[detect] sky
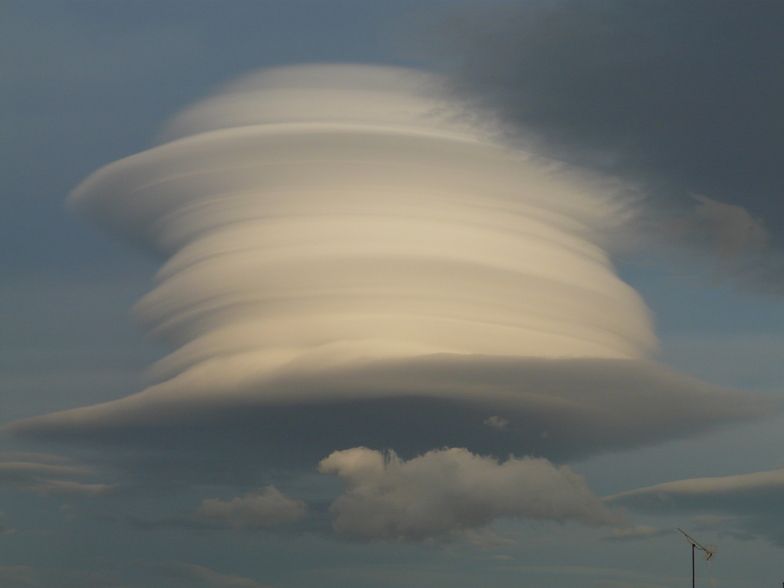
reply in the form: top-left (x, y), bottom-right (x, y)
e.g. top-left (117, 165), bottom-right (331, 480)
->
top-left (1, 1), bottom-right (783, 587)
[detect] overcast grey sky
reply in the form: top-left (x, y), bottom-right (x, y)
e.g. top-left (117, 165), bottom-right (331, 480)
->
top-left (1, 2), bottom-right (783, 587)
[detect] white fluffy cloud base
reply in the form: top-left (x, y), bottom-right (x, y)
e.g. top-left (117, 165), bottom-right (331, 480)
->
top-left (319, 447), bottom-right (627, 542)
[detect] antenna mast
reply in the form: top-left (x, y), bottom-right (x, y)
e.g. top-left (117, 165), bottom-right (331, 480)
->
top-left (677, 528), bottom-right (716, 588)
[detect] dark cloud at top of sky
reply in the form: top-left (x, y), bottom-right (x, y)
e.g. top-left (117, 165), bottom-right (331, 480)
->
top-left (426, 0), bottom-right (784, 289)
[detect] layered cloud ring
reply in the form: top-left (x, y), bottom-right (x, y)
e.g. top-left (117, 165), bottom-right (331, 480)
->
top-left (4, 65), bottom-right (773, 461)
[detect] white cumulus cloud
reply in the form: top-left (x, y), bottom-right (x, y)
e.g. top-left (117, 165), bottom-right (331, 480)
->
top-left (318, 447), bottom-right (627, 542)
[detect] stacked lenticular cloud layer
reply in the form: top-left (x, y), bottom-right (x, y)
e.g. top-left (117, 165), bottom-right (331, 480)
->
top-left (80, 64), bottom-right (654, 373)
top-left (5, 65), bottom-right (770, 461)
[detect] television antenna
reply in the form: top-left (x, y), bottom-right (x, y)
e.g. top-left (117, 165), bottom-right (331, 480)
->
top-left (677, 528), bottom-right (717, 588)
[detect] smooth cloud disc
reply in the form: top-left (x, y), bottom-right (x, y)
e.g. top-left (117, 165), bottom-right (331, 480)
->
top-left (3, 64), bottom-right (775, 460)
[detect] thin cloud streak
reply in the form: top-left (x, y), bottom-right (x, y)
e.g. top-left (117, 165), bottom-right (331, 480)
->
top-left (0, 453), bottom-right (117, 498)
top-left (606, 468), bottom-right (784, 546)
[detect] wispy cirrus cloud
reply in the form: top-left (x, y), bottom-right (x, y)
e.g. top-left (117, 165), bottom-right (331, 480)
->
top-left (0, 452), bottom-right (117, 498)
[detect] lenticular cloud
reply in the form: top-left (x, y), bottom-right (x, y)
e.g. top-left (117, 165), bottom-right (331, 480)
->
top-left (87, 64), bottom-right (655, 366)
top-left (5, 65), bottom-right (771, 460)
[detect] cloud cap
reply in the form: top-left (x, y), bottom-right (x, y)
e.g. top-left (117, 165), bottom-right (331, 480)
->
top-left (4, 64), bottom-right (775, 466)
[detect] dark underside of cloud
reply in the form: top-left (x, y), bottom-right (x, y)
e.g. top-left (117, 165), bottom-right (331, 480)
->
top-left (430, 0), bottom-right (784, 288)
top-left (3, 356), bottom-right (774, 477)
